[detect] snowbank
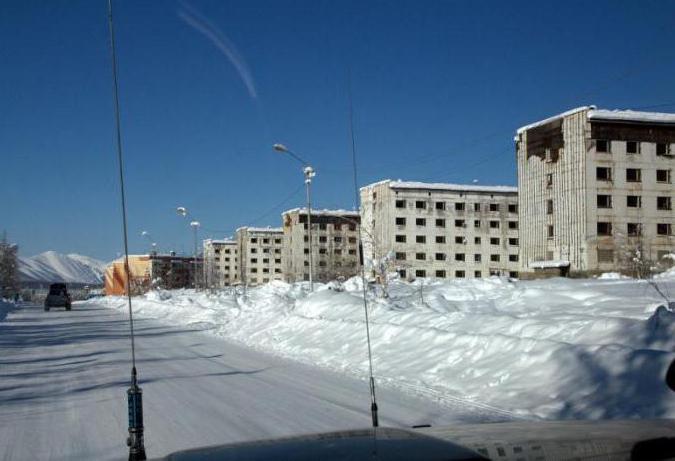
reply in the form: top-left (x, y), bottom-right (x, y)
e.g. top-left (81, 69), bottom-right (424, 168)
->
top-left (0, 299), bottom-right (16, 322)
top-left (98, 275), bottom-right (675, 420)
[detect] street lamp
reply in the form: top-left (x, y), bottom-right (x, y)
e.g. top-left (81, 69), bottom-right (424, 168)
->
top-left (176, 206), bottom-right (201, 290)
top-left (273, 143), bottom-right (316, 291)
top-left (140, 230), bottom-right (158, 255)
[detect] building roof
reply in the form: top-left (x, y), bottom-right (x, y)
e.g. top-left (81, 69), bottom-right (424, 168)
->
top-left (362, 179), bottom-right (517, 194)
top-left (587, 108), bottom-right (675, 124)
top-left (203, 239), bottom-right (236, 245)
top-left (516, 106), bottom-right (594, 134)
top-left (236, 226), bottom-right (283, 234)
top-left (282, 207), bottom-right (360, 217)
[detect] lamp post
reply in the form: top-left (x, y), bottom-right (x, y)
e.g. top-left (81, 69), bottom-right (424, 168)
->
top-left (176, 207), bottom-right (201, 290)
top-left (273, 143), bottom-right (316, 291)
top-left (140, 231), bottom-right (158, 255)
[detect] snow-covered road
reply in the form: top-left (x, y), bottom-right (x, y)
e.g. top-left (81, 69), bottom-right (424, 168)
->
top-left (0, 302), bottom-right (505, 461)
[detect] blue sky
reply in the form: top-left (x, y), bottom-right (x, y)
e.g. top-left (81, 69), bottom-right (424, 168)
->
top-left (2, 0), bottom-right (675, 261)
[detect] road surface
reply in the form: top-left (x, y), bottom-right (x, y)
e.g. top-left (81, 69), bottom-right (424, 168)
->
top-left (0, 301), bottom-right (506, 460)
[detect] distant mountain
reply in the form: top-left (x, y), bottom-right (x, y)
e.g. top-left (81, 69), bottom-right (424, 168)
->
top-left (19, 251), bottom-right (107, 285)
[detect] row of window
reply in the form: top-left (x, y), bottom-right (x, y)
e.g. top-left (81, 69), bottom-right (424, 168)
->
top-left (595, 194), bottom-right (672, 210)
top-left (399, 269), bottom-right (519, 279)
top-left (396, 252), bottom-right (518, 263)
top-left (302, 235), bottom-right (358, 244)
top-left (596, 167), bottom-right (672, 183)
top-left (250, 248), bottom-right (282, 254)
top-left (301, 248), bottom-right (358, 255)
top-left (249, 268), bottom-right (282, 274)
top-left (300, 223), bottom-right (357, 231)
top-left (596, 222), bottom-right (672, 236)
top-left (250, 258), bottom-right (282, 264)
top-left (250, 237), bottom-right (283, 244)
top-left (213, 248), bottom-right (237, 255)
top-left (301, 260), bottom-right (357, 267)
top-left (395, 200), bottom-right (518, 213)
top-left (596, 139), bottom-right (673, 156)
top-left (395, 234), bottom-right (519, 245)
top-left (395, 217), bottom-right (518, 229)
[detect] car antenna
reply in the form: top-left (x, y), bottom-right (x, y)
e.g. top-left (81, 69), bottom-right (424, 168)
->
top-left (106, 1), bottom-right (147, 459)
top-left (347, 70), bottom-right (379, 429)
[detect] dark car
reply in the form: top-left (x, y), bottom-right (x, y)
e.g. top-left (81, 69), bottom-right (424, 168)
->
top-left (44, 283), bottom-right (72, 311)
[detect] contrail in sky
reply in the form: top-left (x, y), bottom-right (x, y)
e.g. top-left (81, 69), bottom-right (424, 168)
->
top-left (178, 2), bottom-right (258, 100)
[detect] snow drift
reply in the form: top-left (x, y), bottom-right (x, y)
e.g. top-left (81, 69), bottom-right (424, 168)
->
top-left (19, 251), bottom-right (106, 284)
top-left (99, 275), bottom-right (675, 420)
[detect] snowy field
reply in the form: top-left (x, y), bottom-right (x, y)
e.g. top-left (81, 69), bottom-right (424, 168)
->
top-left (100, 272), bottom-right (675, 421)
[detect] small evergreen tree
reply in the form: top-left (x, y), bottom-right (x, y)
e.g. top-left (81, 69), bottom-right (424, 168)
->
top-left (0, 231), bottom-right (19, 298)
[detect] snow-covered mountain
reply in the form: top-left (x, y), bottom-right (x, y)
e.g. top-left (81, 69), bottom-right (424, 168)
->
top-left (19, 251), bottom-right (107, 285)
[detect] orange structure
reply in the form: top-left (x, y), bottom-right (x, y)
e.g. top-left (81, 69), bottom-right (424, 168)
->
top-left (104, 254), bottom-right (202, 296)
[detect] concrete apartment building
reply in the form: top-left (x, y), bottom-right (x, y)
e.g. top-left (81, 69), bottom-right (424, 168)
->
top-left (105, 253), bottom-right (200, 295)
top-left (516, 106), bottom-right (675, 276)
top-left (235, 227), bottom-right (284, 286)
top-left (360, 180), bottom-right (520, 279)
top-left (282, 208), bottom-right (361, 283)
top-left (202, 239), bottom-right (238, 288)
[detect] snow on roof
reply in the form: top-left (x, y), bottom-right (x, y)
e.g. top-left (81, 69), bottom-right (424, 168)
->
top-left (588, 109), bottom-right (675, 124)
top-left (203, 239), bottom-right (236, 245)
top-left (282, 207), bottom-right (360, 217)
top-left (388, 180), bottom-right (517, 194)
top-left (516, 106), bottom-right (594, 134)
top-left (529, 260), bottom-right (570, 269)
top-left (236, 226), bottom-right (283, 233)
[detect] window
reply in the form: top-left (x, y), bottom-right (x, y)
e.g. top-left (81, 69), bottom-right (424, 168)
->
top-left (251, 238), bottom-right (258, 243)
top-left (455, 202), bottom-right (465, 211)
top-left (474, 220), bottom-right (481, 228)
top-left (474, 254), bottom-right (482, 262)
top-left (489, 203), bottom-right (499, 212)
top-left (275, 268), bottom-right (281, 274)
top-left (455, 219), bottom-right (465, 227)
top-left (396, 199), bottom-right (406, 208)
top-left (415, 201), bottom-right (426, 209)
top-left (262, 258), bottom-right (269, 263)
top-left (626, 141), bottom-right (639, 154)
top-left (319, 236), bottom-right (327, 243)
top-left (334, 236), bottom-right (342, 243)
top-left (455, 270), bottom-right (465, 278)
top-left (657, 143), bottom-right (671, 156)
top-left (596, 167), bottom-right (612, 181)
top-left (349, 237), bottom-right (357, 243)
top-left (435, 201), bottom-right (445, 210)
top-left (275, 258), bottom-right (281, 264)
top-left (658, 223), bottom-right (672, 235)
top-left (416, 235), bottom-right (426, 243)
top-left (251, 248), bottom-right (257, 254)
top-left (474, 237), bottom-right (481, 244)
top-left (509, 254), bottom-right (519, 262)
top-left (474, 203), bottom-right (481, 212)
top-left (657, 169), bottom-right (671, 183)
top-left (435, 236), bottom-right (446, 243)
top-left (304, 235), bottom-right (309, 242)
top-left (304, 260), bottom-right (309, 266)
top-left (509, 238), bottom-right (519, 246)
top-left (597, 195), bottom-right (612, 208)
top-left (489, 220), bottom-right (500, 228)
top-left (262, 248), bottom-right (270, 253)
top-left (597, 249), bottom-right (614, 263)
top-left (348, 249), bottom-right (356, 255)
top-left (597, 222), bottom-right (612, 236)
top-left (304, 248), bottom-right (309, 254)
top-left (626, 168), bottom-right (641, 182)
top-left (627, 195), bottom-right (642, 208)
top-left (596, 139), bottom-right (609, 153)
top-left (395, 235), bottom-right (406, 243)
top-left (546, 173), bottom-right (553, 188)
top-left (398, 269), bottom-right (406, 279)
top-left (435, 270), bottom-right (446, 278)
top-left (415, 252), bottom-right (426, 260)
top-left (395, 252), bottom-right (406, 261)
top-left (334, 223), bottom-right (342, 231)
top-left (509, 271), bottom-right (519, 278)
top-left (455, 236), bottom-right (465, 244)
top-left (275, 238), bottom-right (282, 244)
top-left (435, 218), bottom-right (446, 227)
top-left (250, 258), bottom-right (257, 263)
top-left (657, 196), bottom-right (672, 210)
top-left (508, 221), bottom-right (518, 229)
top-left (508, 204), bottom-right (518, 213)
top-left (474, 271), bottom-right (482, 278)
top-left (319, 223), bottom-right (327, 230)
top-left (395, 217), bottom-right (406, 226)
top-left (349, 225), bottom-right (356, 231)
top-left (547, 225), bottom-right (554, 238)
top-left (627, 223), bottom-right (641, 236)
top-left (415, 270), bottom-right (426, 278)
top-left (546, 199), bottom-right (553, 214)
top-left (435, 253), bottom-right (446, 261)
top-left (251, 268), bottom-right (258, 273)
top-left (275, 248), bottom-right (281, 254)
top-left (318, 248), bottom-right (327, 254)
top-left (490, 254), bottom-right (500, 262)
top-left (416, 218), bottom-right (426, 226)
top-left (455, 253), bottom-right (465, 261)
top-left (318, 261), bottom-right (327, 267)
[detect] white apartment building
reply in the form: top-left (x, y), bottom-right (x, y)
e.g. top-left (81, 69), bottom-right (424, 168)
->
top-left (360, 180), bottom-right (520, 279)
top-left (282, 208), bottom-right (361, 283)
top-left (235, 227), bottom-right (284, 286)
top-left (202, 239), bottom-right (238, 288)
top-left (516, 106), bottom-right (675, 276)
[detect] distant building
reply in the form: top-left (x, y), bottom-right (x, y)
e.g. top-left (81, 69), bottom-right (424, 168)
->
top-left (202, 239), bottom-right (238, 288)
top-left (104, 253), bottom-right (200, 295)
top-left (282, 208), bottom-right (361, 283)
top-left (515, 106), bottom-right (675, 276)
top-left (360, 180), bottom-right (520, 279)
top-left (235, 227), bottom-right (284, 286)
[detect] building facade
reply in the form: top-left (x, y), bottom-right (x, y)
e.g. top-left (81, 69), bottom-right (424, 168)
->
top-left (516, 106), bottom-right (675, 276)
top-left (360, 180), bottom-right (520, 279)
top-left (282, 208), bottom-right (361, 283)
top-left (235, 227), bottom-right (284, 286)
top-left (104, 253), bottom-right (200, 295)
top-left (202, 239), bottom-right (238, 288)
